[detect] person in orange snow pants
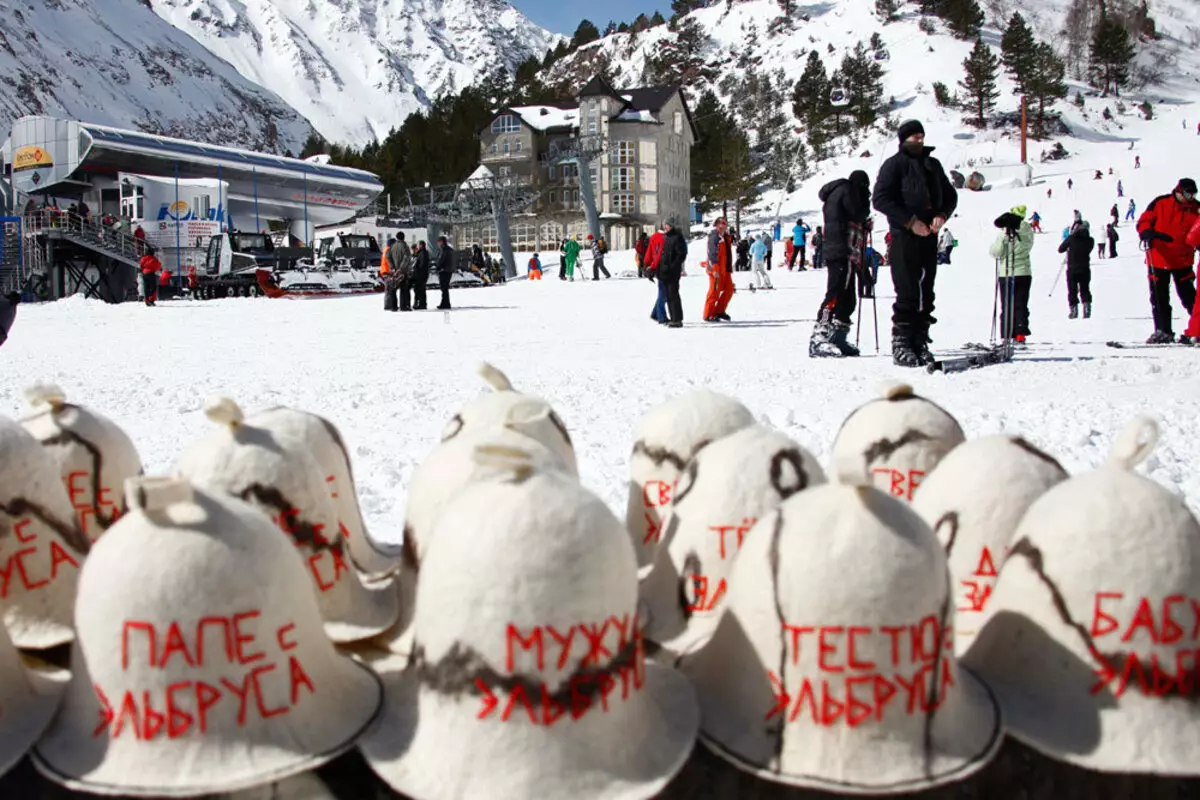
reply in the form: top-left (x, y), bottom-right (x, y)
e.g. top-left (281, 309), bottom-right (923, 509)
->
top-left (704, 217), bottom-right (735, 321)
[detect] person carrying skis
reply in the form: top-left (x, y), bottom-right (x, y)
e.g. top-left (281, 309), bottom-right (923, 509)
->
top-left (811, 226), bottom-right (825, 269)
top-left (528, 253), bottom-right (542, 280)
top-left (788, 218), bottom-right (811, 269)
top-left (1126, 199), bottom-right (1136, 221)
top-left (1058, 220), bottom-right (1094, 319)
top-left (646, 222), bottom-right (668, 324)
top-left (1137, 177), bottom-right (1200, 343)
top-left (563, 237), bottom-right (581, 281)
top-left (139, 246), bottom-right (162, 307)
top-left (1106, 221), bottom-right (1120, 258)
top-left (989, 205), bottom-right (1035, 343)
top-left (872, 119), bottom-right (958, 367)
top-left (704, 217), bottom-right (735, 322)
top-left (658, 216), bottom-right (687, 328)
top-left (810, 169), bottom-right (871, 358)
top-left (588, 234), bottom-right (611, 280)
top-left (750, 233), bottom-right (772, 290)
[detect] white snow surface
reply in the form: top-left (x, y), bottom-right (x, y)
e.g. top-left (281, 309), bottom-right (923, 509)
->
top-left (149, 0), bottom-right (563, 145)
top-left (0, 0), bottom-right (315, 153)
top-left (511, 105), bottom-right (579, 132)
top-left (6, 109), bottom-right (1200, 534)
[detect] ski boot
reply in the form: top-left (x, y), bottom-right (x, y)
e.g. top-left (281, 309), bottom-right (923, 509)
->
top-left (1147, 330), bottom-right (1175, 344)
top-left (830, 321), bottom-right (861, 357)
top-left (1069, 304), bottom-right (1078, 319)
top-left (1179, 335), bottom-right (1198, 346)
top-left (892, 334), bottom-right (922, 367)
top-left (914, 326), bottom-right (936, 366)
top-left (809, 319), bottom-right (841, 357)
top-left (1083, 302), bottom-right (1091, 318)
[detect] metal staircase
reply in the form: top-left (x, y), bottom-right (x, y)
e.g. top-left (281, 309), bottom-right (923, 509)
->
top-left (25, 209), bottom-right (144, 268)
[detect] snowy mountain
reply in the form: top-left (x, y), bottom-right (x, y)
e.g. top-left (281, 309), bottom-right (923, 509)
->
top-left (0, 0), bottom-right (315, 153)
top-left (150, 0), bottom-right (564, 146)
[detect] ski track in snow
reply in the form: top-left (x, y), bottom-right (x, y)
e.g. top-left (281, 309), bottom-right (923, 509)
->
top-left (4, 207), bottom-right (1199, 539)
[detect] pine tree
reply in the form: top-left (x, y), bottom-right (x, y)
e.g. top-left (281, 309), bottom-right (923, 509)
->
top-left (840, 42), bottom-right (886, 128)
top-left (792, 51), bottom-right (831, 150)
top-left (959, 38), bottom-right (999, 127)
top-left (646, 15), bottom-right (712, 84)
top-left (1089, 11), bottom-right (1136, 96)
top-left (299, 132), bottom-right (329, 159)
top-left (691, 89), bottom-right (734, 213)
top-left (572, 20), bottom-right (601, 47)
top-left (1000, 12), bottom-right (1037, 94)
top-left (875, 0), bottom-right (899, 21)
top-left (1027, 42), bottom-right (1068, 134)
top-left (778, 0), bottom-right (794, 16)
top-left (942, 0), bottom-right (984, 39)
top-left (650, 10), bottom-right (666, 25)
top-left (670, 0), bottom-right (705, 22)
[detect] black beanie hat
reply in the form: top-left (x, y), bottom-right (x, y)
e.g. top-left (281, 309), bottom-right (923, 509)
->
top-left (898, 119), bottom-right (925, 143)
top-left (1178, 177), bottom-right (1198, 195)
top-left (849, 170), bottom-right (870, 188)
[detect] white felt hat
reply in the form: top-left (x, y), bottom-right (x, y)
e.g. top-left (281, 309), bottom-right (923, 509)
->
top-left (625, 390), bottom-right (756, 569)
top-left (913, 435), bottom-right (1068, 653)
top-left (0, 619), bottom-right (69, 779)
top-left (830, 383), bottom-right (965, 503)
top-left (20, 383), bottom-right (143, 543)
top-left (679, 478), bottom-right (1002, 794)
top-left (32, 476), bottom-right (384, 796)
top-left (246, 406), bottom-right (404, 582)
top-left (0, 416), bottom-right (89, 650)
top-left (361, 454), bottom-right (700, 800)
top-left (174, 398), bottom-right (399, 644)
top-left (640, 425), bottom-right (825, 660)
top-left (216, 771), bottom-right (338, 799)
top-left (962, 416), bottom-right (1200, 775)
top-left (441, 362), bottom-right (578, 477)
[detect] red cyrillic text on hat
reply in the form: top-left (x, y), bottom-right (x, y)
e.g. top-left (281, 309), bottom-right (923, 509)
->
top-left (957, 546), bottom-right (1001, 615)
top-left (66, 471), bottom-right (121, 538)
top-left (766, 614), bottom-right (955, 725)
top-left (871, 468), bottom-right (924, 501)
top-left (1089, 591), bottom-right (1200, 698)
top-left (0, 517), bottom-right (79, 598)
top-left (269, 507), bottom-right (350, 592)
top-left (98, 613), bottom-right (316, 739)
top-left (685, 519), bottom-right (757, 613)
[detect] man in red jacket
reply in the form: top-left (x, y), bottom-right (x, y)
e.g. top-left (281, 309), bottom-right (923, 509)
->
top-left (704, 217), bottom-right (735, 322)
top-left (646, 223), bottom-right (668, 324)
top-left (139, 247), bottom-right (162, 307)
top-left (1137, 178), bottom-right (1199, 343)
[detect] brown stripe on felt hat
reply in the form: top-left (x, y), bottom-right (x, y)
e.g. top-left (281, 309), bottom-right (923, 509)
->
top-left (31, 476), bottom-right (383, 796)
top-left (830, 383), bottom-right (965, 503)
top-left (360, 449), bottom-right (699, 800)
top-left (639, 425), bottom-right (825, 662)
top-left (246, 406), bottom-right (403, 583)
top-left (0, 615), bottom-right (69, 780)
top-left (963, 416), bottom-right (1200, 775)
top-left (913, 435), bottom-right (1068, 653)
top-left (0, 416), bottom-right (88, 650)
top-left (174, 398), bottom-right (399, 644)
top-left (20, 383), bottom-right (144, 544)
top-left (625, 390), bottom-right (755, 569)
top-left (678, 466), bottom-right (1002, 793)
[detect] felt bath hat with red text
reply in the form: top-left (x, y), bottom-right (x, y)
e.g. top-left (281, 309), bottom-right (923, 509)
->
top-left (32, 476), bottom-right (383, 796)
top-left (639, 425), bottom-right (825, 661)
top-left (963, 416), bottom-right (1200, 775)
top-left (20, 383), bottom-right (143, 543)
top-left (360, 447), bottom-right (699, 800)
top-left (0, 617), bottom-right (69, 779)
top-left (913, 435), bottom-right (1068, 653)
top-left (0, 415), bottom-right (89, 650)
top-left (830, 383), bottom-right (965, 503)
top-left (174, 398), bottom-right (399, 643)
top-left (679, 463), bottom-right (1002, 794)
top-left (247, 405), bottom-right (403, 582)
top-left (625, 390), bottom-right (755, 569)
top-left (442, 362), bottom-right (578, 477)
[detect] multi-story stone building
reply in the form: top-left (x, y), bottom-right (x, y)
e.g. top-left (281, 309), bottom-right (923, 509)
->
top-left (457, 75), bottom-right (695, 255)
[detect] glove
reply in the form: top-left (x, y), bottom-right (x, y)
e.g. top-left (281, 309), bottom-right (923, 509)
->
top-left (646, 268), bottom-right (657, 281)
top-left (1157, 231), bottom-right (1175, 243)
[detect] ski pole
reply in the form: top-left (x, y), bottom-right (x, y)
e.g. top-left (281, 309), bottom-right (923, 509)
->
top-left (1048, 254), bottom-right (1066, 297)
top-left (990, 258), bottom-right (1000, 345)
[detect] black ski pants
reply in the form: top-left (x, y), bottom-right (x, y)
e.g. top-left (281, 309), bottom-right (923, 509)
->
top-left (818, 259), bottom-right (857, 326)
top-left (593, 258), bottom-right (610, 280)
top-left (383, 277), bottom-right (398, 311)
top-left (1148, 267), bottom-right (1196, 335)
top-left (141, 273), bottom-right (157, 306)
top-left (412, 270), bottom-right (428, 309)
top-left (662, 272), bottom-right (683, 323)
top-left (1109, 241), bottom-right (1117, 258)
top-left (438, 272), bottom-right (452, 309)
top-left (398, 277), bottom-right (412, 311)
top-left (888, 228), bottom-right (939, 338)
top-left (999, 275), bottom-right (1032, 337)
top-left (1067, 269), bottom-right (1092, 306)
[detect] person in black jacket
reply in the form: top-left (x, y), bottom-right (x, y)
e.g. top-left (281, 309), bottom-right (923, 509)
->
top-left (412, 240), bottom-right (431, 309)
top-left (810, 170), bottom-right (871, 358)
top-left (872, 119), bottom-right (958, 367)
top-left (0, 291), bottom-right (19, 348)
top-left (658, 216), bottom-right (687, 328)
top-left (435, 236), bottom-right (454, 310)
top-left (1058, 221), bottom-right (1094, 319)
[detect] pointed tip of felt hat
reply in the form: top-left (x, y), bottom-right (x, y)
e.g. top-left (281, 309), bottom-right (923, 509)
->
top-left (1107, 415), bottom-right (1159, 470)
top-left (24, 382), bottom-right (66, 410)
top-left (125, 475), bottom-right (194, 513)
top-left (833, 450), bottom-right (874, 488)
top-left (880, 381), bottom-right (914, 401)
top-left (477, 362), bottom-right (514, 392)
top-left (204, 396), bottom-right (244, 429)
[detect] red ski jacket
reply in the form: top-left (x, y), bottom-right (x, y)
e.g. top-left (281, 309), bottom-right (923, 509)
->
top-left (646, 231), bottom-right (665, 270)
top-left (1137, 193), bottom-right (1200, 270)
top-left (139, 254), bottom-right (161, 275)
top-left (1187, 215), bottom-right (1200, 250)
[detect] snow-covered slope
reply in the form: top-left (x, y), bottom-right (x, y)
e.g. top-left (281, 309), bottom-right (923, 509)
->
top-left (0, 0), bottom-right (315, 153)
top-left (151, 0), bottom-right (563, 145)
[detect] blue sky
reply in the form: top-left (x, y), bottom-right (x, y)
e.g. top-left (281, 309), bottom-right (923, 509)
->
top-left (514, 0), bottom-right (671, 36)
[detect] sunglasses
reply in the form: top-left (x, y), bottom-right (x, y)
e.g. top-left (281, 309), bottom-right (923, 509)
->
top-left (1180, 189), bottom-right (1197, 199)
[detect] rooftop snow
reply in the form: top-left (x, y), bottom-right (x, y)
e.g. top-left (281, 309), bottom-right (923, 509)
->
top-left (510, 106), bottom-right (579, 132)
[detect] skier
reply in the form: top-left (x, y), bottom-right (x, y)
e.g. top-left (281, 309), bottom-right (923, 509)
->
top-left (412, 241), bottom-right (430, 309)
top-left (1067, 178), bottom-right (1073, 190)
top-left (735, 234), bottom-right (751, 273)
top-left (1110, 204), bottom-right (1120, 227)
top-left (658, 216), bottom-right (687, 328)
top-left (1030, 211), bottom-right (1042, 233)
top-left (750, 233), bottom-right (772, 290)
top-left (0, 291), bottom-right (19, 348)
top-left (810, 170), bottom-right (870, 358)
top-left (646, 222), bottom-right (667, 324)
top-left (1118, 180), bottom-right (1124, 198)
top-left (872, 119), bottom-right (957, 367)
top-left (764, 233), bottom-right (773, 271)
top-left (563, 237), bottom-right (581, 281)
top-left (1181, 216), bottom-right (1200, 342)
top-left (937, 224), bottom-right (955, 265)
top-left (139, 246), bottom-right (161, 307)
top-left (558, 239), bottom-right (568, 279)
top-left (704, 217), bottom-right (735, 322)
top-left (588, 234), bottom-right (610, 280)
top-left (1058, 221), bottom-right (1094, 319)
top-left (528, 253), bottom-right (542, 280)
top-left (470, 244), bottom-right (486, 283)
top-left (1137, 178), bottom-right (1199, 343)
top-left (1126, 199), bottom-right (1137, 221)
top-left (1107, 221), bottom-right (1119, 258)
top-left (1047, 188), bottom-right (1053, 199)
top-left (634, 231), bottom-right (649, 278)
top-left (789, 218), bottom-right (811, 269)
top-left (1135, 155), bottom-right (1141, 169)
top-left (811, 226), bottom-right (824, 269)
top-left (989, 205), bottom-right (1035, 343)
top-left (1096, 237), bottom-right (1106, 259)
top-left (435, 236), bottom-right (454, 310)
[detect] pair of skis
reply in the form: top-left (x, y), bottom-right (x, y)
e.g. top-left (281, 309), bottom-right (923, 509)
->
top-left (926, 342), bottom-right (1015, 373)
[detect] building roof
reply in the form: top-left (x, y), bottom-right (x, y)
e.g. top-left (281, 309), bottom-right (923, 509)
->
top-left (578, 74), bottom-right (622, 101)
top-left (508, 105), bottom-right (579, 133)
top-left (621, 86), bottom-right (680, 113)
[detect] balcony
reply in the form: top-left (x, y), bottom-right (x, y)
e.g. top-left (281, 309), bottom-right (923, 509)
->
top-left (481, 150), bottom-right (534, 163)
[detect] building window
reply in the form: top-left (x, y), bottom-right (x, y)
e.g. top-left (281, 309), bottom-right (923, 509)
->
top-left (573, 190), bottom-right (580, 204)
top-left (503, 141), bottom-right (510, 154)
top-left (674, 112), bottom-right (683, 134)
top-left (587, 105), bottom-right (598, 135)
top-left (611, 167), bottom-right (633, 191)
top-left (548, 165), bottom-right (556, 179)
top-left (541, 221), bottom-right (564, 244)
top-left (512, 223), bottom-right (536, 251)
top-left (548, 191), bottom-right (556, 204)
top-left (611, 141), bottom-right (635, 165)
top-left (491, 143), bottom-right (498, 154)
top-left (515, 140), bottom-right (522, 152)
top-left (498, 166), bottom-right (511, 177)
top-left (613, 193), bottom-right (635, 214)
top-left (590, 165), bottom-right (598, 188)
top-left (491, 115), bottom-right (520, 134)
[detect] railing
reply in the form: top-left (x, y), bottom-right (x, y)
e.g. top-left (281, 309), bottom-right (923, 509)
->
top-left (480, 151), bottom-right (532, 162)
top-left (24, 209), bottom-right (146, 266)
